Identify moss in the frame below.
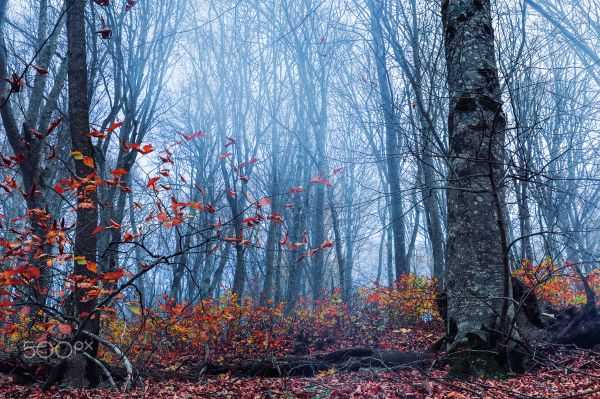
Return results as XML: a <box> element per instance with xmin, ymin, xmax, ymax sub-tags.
<box><xmin>447</xmin><ymin>350</ymin><xmax>507</xmax><ymax>379</ymax></box>
<box><xmin>444</xmin><ymin>332</ymin><xmax>509</xmax><ymax>379</ymax></box>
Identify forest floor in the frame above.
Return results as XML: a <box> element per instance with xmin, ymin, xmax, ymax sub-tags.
<box><xmin>1</xmin><ymin>319</ymin><xmax>599</xmax><ymax>398</ymax></box>
<box><xmin>2</xmin><ymin>272</ymin><xmax>600</xmax><ymax>398</ymax></box>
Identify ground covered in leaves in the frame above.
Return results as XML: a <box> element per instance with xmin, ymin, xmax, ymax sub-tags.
<box><xmin>3</xmin><ymin>268</ymin><xmax>600</xmax><ymax>398</ymax></box>
<box><xmin>2</xmin><ymin>348</ymin><xmax>600</xmax><ymax>398</ymax></box>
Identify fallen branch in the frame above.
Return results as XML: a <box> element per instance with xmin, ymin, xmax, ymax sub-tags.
<box><xmin>80</xmin><ymin>330</ymin><xmax>133</xmax><ymax>391</ymax></box>
<box><xmin>203</xmin><ymin>348</ymin><xmax>426</xmax><ymax>377</ymax></box>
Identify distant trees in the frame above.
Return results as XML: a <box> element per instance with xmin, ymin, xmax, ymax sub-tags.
<box><xmin>0</xmin><ymin>0</ymin><xmax>65</xmax><ymax>308</ymax></box>
<box><xmin>0</xmin><ymin>0</ymin><xmax>599</xmax><ymax>384</ymax></box>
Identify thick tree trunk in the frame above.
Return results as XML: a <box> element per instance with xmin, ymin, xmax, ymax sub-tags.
<box><xmin>170</xmin><ymin>230</ymin><xmax>192</xmax><ymax>302</ymax></box>
<box><xmin>231</xmin><ymin>220</ymin><xmax>246</xmax><ymax>299</ymax></box>
<box><xmin>386</xmin><ymin>219</ymin><xmax>394</xmax><ymax>286</ymax></box>
<box><xmin>343</xmin><ymin>183</ymin><xmax>354</xmax><ymax>299</ymax></box>
<box><xmin>442</xmin><ymin>0</ymin><xmax>512</xmax><ymax>350</ymax></box>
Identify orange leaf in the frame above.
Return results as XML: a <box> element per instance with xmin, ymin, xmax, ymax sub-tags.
<box><xmin>87</xmin><ymin>130</ymin><xmax>108</xmax><ymax>139</ymax></box>
<box><xmin>86</xmin><ymin>261</ymin><xmax>97</xmax><ymax>273</ymax></box>
<box><xmin>110</xmin><ymin>168</ymin><xmax>128</xmax><ymax>177</ymax></box>
<box><xmin>103</xmin><ymin>269</ymin><xmax>126</xmax><ymax>282</ymax></box>
<box><xmin>137</xmin><ymin>144</ymin><xmax>154</xmax><ymax>155</ymax></box>
<box><xmin>83</xmin><ymin>156</ymin><xmax>95</xmax><ymax>168</ymax></box>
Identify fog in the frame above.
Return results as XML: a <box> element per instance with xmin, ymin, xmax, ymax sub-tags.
<box><xmin>1</xmin><ymin>0</ymin><xmax>600</xmax><ymax>306</ymax></box>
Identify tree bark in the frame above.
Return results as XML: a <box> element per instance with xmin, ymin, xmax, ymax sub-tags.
<box><xmin>442</xmin><ymin>0</ymin><xmax>512</xmax><ymax>348</ymax></box>
<box><xmin>64</xmin><ymin>0</ymin><xmax>100</xmax><ymax>387</ymax></box>
<box><xmin>328</xmin><ymin>187</ymin><xmax>346</xmax><ymax>300</ymax></box>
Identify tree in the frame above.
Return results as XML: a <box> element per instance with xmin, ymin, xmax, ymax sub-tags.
<box><xmin>62</xmin><ymin>0</ymin><xmax>100</xmax><ymax>387</ymax></box>
<box><xmin>0</xmin><ymin>0</ymin><xmax>66</xmax><ymax>310</ymax></box>
<box><xmin>367</xmin><ymin>0</ymin><xmax>408</xmax><ymax>280</ymax></box>
<box><xmin>442</xmin><ymin>0</ymin><xmax>515</xmax><ymax>372</ymax></box>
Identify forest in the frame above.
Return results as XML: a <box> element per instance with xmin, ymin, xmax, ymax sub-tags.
<box><xmin>0</xmin><ymin>0</ymin><xmax>600</xmax><ymax>397</ymax></box>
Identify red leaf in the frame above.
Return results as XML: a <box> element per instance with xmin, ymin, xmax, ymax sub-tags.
<box><xmin>194</xmin><ymin>184</ymin><xmax>207</xmax><ymax>195</ymax></box>
<box><xmin>279</xmin><ymin>231</ymin><xmax>289</xmax><ymax>245</ymax></box>
<box><xmin>96</xmin><ymin>16</ymin><xmax>112</xmax><ymax>39</ymax></box>
<box><xmin>125</xmin><ymin>0</ymin><xmax>137</xmax><ymax>11</ymax></box>
<box><xmin>147</xmin><ymin>177</ymin><xmax>160</xmax><ymax>188</ymax></box>
<box><xmin>181</xmin><ymin>131</ymin><xmax>205</xmax><ymax>141</ymax></box>
<box><xmin>288</xmin><ymin>186</ymin><xmax>305</xmax><ymax>194</ymax></box>
<box><xmin>310</xmin><ymin>177</ymin><xmax>332</xmax><ymax>187</ymax></box>
<box><xmin>239</xmin><ymin>158</ymin><xmax>257</xmax><ymax>169</ymax></box>
<box><xmin>47</xmin><ymin>117</ymin><xmax>62</xmax><ymax>135</ymax></box>
<box><xmin>32</xmin><ymin>65</ymin><xmax>48</xmax><ymax>75</ymax></box>
<box><xmin>256</xmin><ymin>197</ymin><xmax>270</xmax><ymax>208</ymax></box>
<box><xmin>53</xmin><ymin>184</ymin><xmax>66</xmax><ymax>195</ymax></box>
<box><xmin>57</xmin><ymin>323</ymin><xmax>72</xmax><ymax>335</ymax></box>
<box><xmin>106</xmin><ymin>121</ymin><xmax>123</xmax><ymax>133</ymax></box>
<box><xmin>225</xmin><ymin>137</ymin><xmax>237</xmax><ymax>148</ymax></box>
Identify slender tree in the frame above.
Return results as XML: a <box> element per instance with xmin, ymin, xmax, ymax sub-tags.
<box><xmin>63</xmin><ymin>0</ymin><xmax>100</xmax><ymax>387</ymax></box>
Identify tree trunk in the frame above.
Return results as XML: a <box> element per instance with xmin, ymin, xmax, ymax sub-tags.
<box><xmin>0</xmin><ymin>0</ymin><xmax>60</xmax><ymax>310</ymax></box>
<box><xmin>261</xmin><ymin>119</ymin><xmax>280</xmax><ymax>305</ymax></box>
<box><xmin>516</xmin><ymin>179</ymin><xmax>533</xmax><ymax>261</ymax></box>
<box><xmin>64</xmin><ymin>0</ymin><xmax>100</xmax><ymax>387</ymax></box>
<box><xmin>442</xmin><ymin>0</ymin><xmax>512</xmax><ymax>353</ymax></box>
<box><xmin>328</xmin><ymin>188</ymin><xmax>346</xmax><ymax>300</ymax></box>
<box><xmin>369</xmin><ymin>2</ymin><xmax>408</xmax><ymax>280</ymax></box>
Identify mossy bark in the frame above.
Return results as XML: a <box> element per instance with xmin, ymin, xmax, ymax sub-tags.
<box><xmin>442</xmin><ymin>0</ymin><xmax>518</xmax><ymax>370</ymax></box>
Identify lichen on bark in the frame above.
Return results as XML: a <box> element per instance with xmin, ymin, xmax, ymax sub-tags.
<box><xmin>442</xmin><ymin>0</ymin><xmax>516</xmax><ymax>360</ymax></box>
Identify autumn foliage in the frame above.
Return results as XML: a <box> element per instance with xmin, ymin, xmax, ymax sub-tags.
<box><xmin>514</xmin><ymin>258</ymin><xmax>599</xmax><ymax>308</ymax></box>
